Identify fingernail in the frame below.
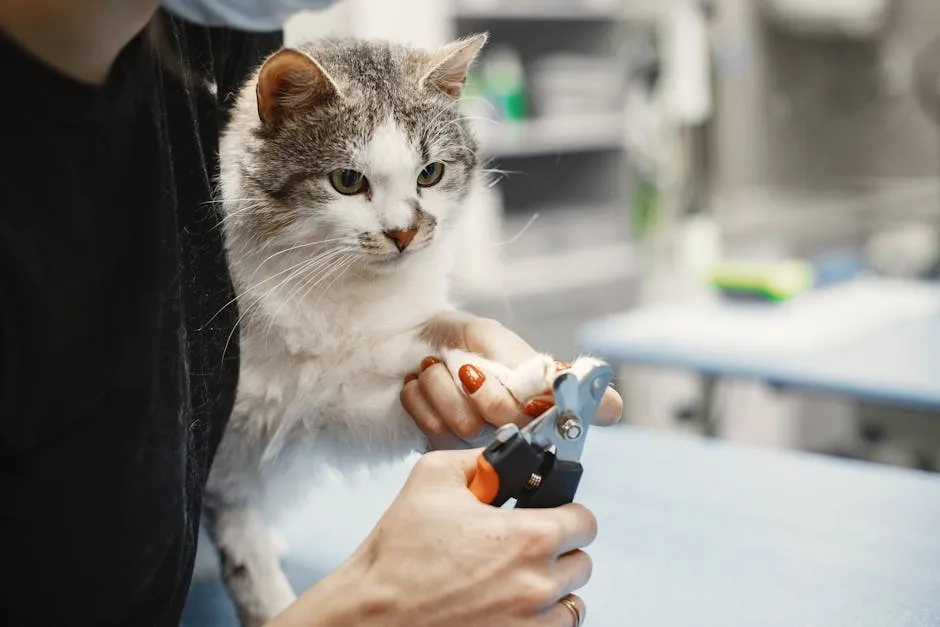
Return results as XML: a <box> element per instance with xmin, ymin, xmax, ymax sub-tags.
<box><xmin>555</xmin><ymin>360</ymin><xmax>572</xmax><ymax>371</ymax></box>
<box><xmin>523</xmin><ymin>399</ymin><xmax>554</xmax><ymax>417</ymax></box>
<box><xmin>421</xmin><ymin>357</ymin><xmax>440</xmax><ymax>371</ymax></box>
<box><xmin>458</xmin><ymin>364</ymin><xmax>485</xmax><ymax>393</ymax></box>
<box><xmin>404</xmin><ymin>373</ymin><xmax>418</xmax><ymax>384</ymax></box>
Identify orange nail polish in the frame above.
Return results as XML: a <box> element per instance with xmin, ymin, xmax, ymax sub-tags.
<box><xmin>458</xmin><ymin>364</ymin><xmax>485</xmax><ymax>394</ymax></box>
<box><xmin>555</xmin><ymin>360</ymin><xmax>572</xmax><ymax>371</ymax></box>
<box><xmin>523</xmin><ymin>399</ymin><xmax>554</xmax><ymax>417</ymax></box>
<box><xmin>404</xmin><ymin>373</ymin><xmax>418</xmax><ymax>384</ymax></box>
<box><xmin>421</xmin><ymin>357</ymin><xmax>440</xmax><ymax>371</ymax></box>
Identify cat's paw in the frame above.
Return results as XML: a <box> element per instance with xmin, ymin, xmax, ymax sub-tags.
<box><xmin>438</xmin><ymin>349</ymin><xmax>607</xmax><ymax>411</ymax></box>
<box><xmin>440</xmin><ymin>348</ymin><xmax>557</xmax><ymax>405</ymax></box>
<box><xmin>440</xmin><ymin>348</ymin><xmax>513</xmax><ymax>388</ymax></box>
<box><xmin>565</xmin><ymin>355</ymin><xmax>609</xmax><ymax>378</ymax></box>
<box><xmin>504</xmin><ymin>354</ymin><xmax>607</xmax><ymax>404</ymax></box>
<box><xmin>501</xmin><ymin>353</ymin><xmax>557</xmax><ymax>404</ymax></box>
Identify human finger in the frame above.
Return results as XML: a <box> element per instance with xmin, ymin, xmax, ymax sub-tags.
<box><xmin>409</xmin><ymin>448</ymin><xmax>486</xmax><ymax>488</ymax></box>
<box><xmin>400</xmin><ymin>373</ymin><xmax>449</xmax><ymax>440</ymax></box>
<box><xmin>523</xmin><ymin>503</ymin><xmax>598</xmax><ymax>556</ymax></box>
<box><xmin>418</xmin><ymin>357</ymin><xmax>487</xmax><ymax>440</ymax></box>
<box><xmin>457</xmin><ymin>363</ymin><xmax>527</xmax><ymax>427</ymax></box>
<box><xmin>595</xmin><ymin>386</ymin><xmax>624</xmax><ymax>426</ymax></box>
<box><xmin>553</xmin><ymin>550</ymin><xmax>593</xmax><ymax>597</ymax></box>
<box><xmin>542</xmin><ymin>594</ymin><xmax>586</xmax><ymax>627</ymax></box>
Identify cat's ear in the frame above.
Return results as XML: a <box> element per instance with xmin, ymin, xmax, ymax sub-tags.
<box><xmin>420</xmin><ymin>33</ymin><xmax>488</xmax><ymax>98</ymax></box>
<box><xmin>256</xmin><ymin>48</ymin><xmax>341</xmax><ymax>126</ymax></box>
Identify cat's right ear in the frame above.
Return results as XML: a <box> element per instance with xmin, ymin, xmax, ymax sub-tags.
<box><xmin>256</xmin><ymin>49</ymin><xmax>340</xmax><ymax>126</ymax></box>
<box><xmin>420</xmin><ymin>33</ymin><xmax>488</xmax><ymax>98</ymax></box>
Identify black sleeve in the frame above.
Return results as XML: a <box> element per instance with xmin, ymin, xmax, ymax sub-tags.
<box><xmin>0</xmin><ymin>15</ymin><xmax>281</xmax><ymax>624</ymax></box>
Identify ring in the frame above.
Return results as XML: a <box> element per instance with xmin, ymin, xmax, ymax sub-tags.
<box><xmin>560</xmin><ymin>597</ymin><xmax>582</xmax><ymax>627</ymax></box>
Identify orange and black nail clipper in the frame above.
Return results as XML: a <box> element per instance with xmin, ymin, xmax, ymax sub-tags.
<box><xmin>469</xmin><ymin>361</ymin><xmax>614</xmax><ymax>508</ymax></box>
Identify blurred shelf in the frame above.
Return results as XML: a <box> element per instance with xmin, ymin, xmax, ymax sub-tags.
<box><xmin>454</xmin><ymin>1</ymin><xmax>661</xmax><ymax>22</ymax></box>
<box><xmin>477</xmin><ymin>203</ymin><xmax>634</xmax><ymax>298</ymax></box>
<box><xmin>475</xmin><ymin>113</ymin><xmax>626</xmax><ymax>158</ymax></box>
<box><xmin>496</xmin><ymin>241</ymin><xmax>637</xmax><ymax>298</ymax></box>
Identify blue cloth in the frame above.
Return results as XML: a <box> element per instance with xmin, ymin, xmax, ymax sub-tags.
<box><xmin>161</xmin><ymin>0</ymin><xmax>338</xmax><ymax>31</ymax></box>
<box><xmin>184</xmin><ymin>428</ymin><xmax>940</xmax><ymax>626</ymax></box>
<box><xmin>579</xmin><ymin>279</ymin><xmax>940</xmax><ymax>411</ymax></box>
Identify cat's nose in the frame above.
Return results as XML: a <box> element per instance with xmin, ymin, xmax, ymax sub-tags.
<box><xmin>384</xmin><ymin>229</ymin><xmax>417</xmax><ymax>252</ymax></box>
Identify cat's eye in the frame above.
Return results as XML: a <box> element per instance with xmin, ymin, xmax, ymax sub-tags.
<box><xmin>329</xmin><ymin>169</ymin><xmax>369</xmax><ymax>195</ymax></box>
<box><xmin>417</xmin><ymin>162</ymin><xmax>445</xmax><ymax>188</ymax></box>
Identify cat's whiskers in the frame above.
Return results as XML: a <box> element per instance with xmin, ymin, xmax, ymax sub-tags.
<box><xmin>298</xmin><ymin>252</ymin><xmax>360</xmax><ymax>307</ymax></box>
<box><xmin>244</xmin><ymin>236</ymin><xmax>358</xmax><ymax>284</ymax></box>
<box><xmin>260</xmin><ymin>251</ymin><xmax>361</xmax><ymax>338</ymax></box>
<box><xmin>313</xmin><ymin>253</ymin><xmax>361</xmax><ymax>306</ymax></box>
<box><xmin>202</xmin><ymin>245</ymin><xmax>347</xmax><ymax>330</ymax></box>
<box><xmin>273</xmin><ymin>248</ymin><xmax>357</xmax><ymax>317</ymax></box>
<box><xmin>218</xmin><ymin>247</ymin><xmax>354</xmax><ymax>361</ymax></box>
<box><xmin>482</xmin><ymin>167</ymin><xmax>522</xmax><ymax>176</ymax></box>
<box><xmin>496</xmin><ymin>212</ymin><xmax>540</xmax><ymax>246</ymax></box>
<box><xmin>482</xmin><ymin>167</ymin><xmax>524</xmax><ymax>188</ymax></box>
<box><xmin>220</xmin><ymin>256</ymin><xmax>322</xmax><ymax>357</ymax></box>
<box><xmin>250</xmin><ymin>246</ymin><xmax>356</xmax><ymax>313</ymax></box>
<box><xmin>456</xmin><ymin>114</ymin><xmax>500</xmax><ymax>126</ymax></box>
<box><xmin>298</xmin><ymin>251</ymin><xmax>358</xmax><ymax>301</ymax></box>
<box><xmin>203</xmin><ymin>197</ymin><xmax>269</xmax><ymax>205</ymax></box>
<box><xmin>248</xmin><ymin>246</ymin><xmax>352</xmax><ymax>296</ymax></box>
<box><xmin>221</xmin><ymin>202</ymin><xmax>267</xmax><ymax>215</ymax></box>
<box><xmin>211</xmin><ymin>202</ymin><xmax>271</xmax><ymax>231</ymax></box>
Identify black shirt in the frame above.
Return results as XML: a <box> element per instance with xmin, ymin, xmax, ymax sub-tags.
<box><xmin>0</xmin><ymin>11</ymin><xmax>280</xmax><ymax>625</ymax></box>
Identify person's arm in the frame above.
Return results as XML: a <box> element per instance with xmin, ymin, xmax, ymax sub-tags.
<box><xmin>0</xmin><ymin>0</ymin><xmax>157</xmax><ymax>85</ymax></box>
<box><xmin>268</xmin><ymin>449</ymin><xmax>593</xmax><ymax>627</ymax></box>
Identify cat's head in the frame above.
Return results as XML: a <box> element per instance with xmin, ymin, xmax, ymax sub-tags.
<box><xmin>221</xmin><ymin>34</ymin><xmax>487</xmax><ymax>275</ymax></box>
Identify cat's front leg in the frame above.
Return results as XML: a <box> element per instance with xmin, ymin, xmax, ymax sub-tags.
<box><xmin>203</xmin><ymin>497</ymin><xmax>297</xmax><ymax>627</ymax></box>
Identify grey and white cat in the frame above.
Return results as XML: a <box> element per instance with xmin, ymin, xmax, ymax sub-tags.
<box><xmin>208</xmin><ymin>34</ymin><xmax>599</xmax><ymax>625</ymax></box>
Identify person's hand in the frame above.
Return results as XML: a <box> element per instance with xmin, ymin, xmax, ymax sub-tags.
<box><xmin>268</xmin><ymin>449</ymin><xmax>595</xmax><ymax>627</ymax></box>
<box><xmin>402</xmin><ymin>311</ymin><xmax>623</xmax><ymax>448</ymax></box>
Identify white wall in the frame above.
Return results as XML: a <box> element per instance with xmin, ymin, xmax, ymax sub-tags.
<box><xmin>710</xmin><ymin>0</ymin><xmax>940</xmax><ymax>193</ymax></box>
<box><xmin>285</xmin><ymin>0</ymin><xmax>454</xmax><ymax>48</ymax></box>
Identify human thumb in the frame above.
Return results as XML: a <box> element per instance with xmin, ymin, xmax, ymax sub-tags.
<box><xmin>411</xmin><ymin>448</ymin><xmax>485</xmax><ymax>488</ymax></box>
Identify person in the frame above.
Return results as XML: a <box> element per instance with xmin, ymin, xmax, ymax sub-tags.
<box><xmin>0</xmin><ymin>1</ymin><xmax>623</xmax><ymax>625</ymax></box>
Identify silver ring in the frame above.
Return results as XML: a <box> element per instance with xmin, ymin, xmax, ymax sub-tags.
<box><xmin>560</xmin><ymin>597</ymin><xmax>582</xmax><ymax>627</ymax></box>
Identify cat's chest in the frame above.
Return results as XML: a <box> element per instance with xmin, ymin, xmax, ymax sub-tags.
<box><xmin>237</xmin><ymin>328</ymin><xmax>431</xmax><ymax>409</ymax></box>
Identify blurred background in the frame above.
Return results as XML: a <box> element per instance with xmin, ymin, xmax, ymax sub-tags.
<box><xmin>181</xmin><ymin>1</ymin><xmax>940</xmax><ymax>622</ymax></box>
<box><xmin>283</xmin><ymin>0</ymin><xmax>940</xmax><ymax>472</ymax></box>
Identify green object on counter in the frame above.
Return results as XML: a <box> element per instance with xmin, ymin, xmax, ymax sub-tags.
<box><xmin>708</xmin><ymin>259</ymin><xmax>815</xmax><ymax>302</ymax></box>
<box><xmin>630</xmin><ymin>172</ymin><xmax>660</xmax><ymax>239</ymax></box>
<box><xmin>479</xmin><ymin>46</ymin><xmax>528</xmax><ymax>121</ymax></box>
<box><xmin>462</xmin><ymin>66</ymin><xmax>527</xmax><ymax>122</ymax></box>
<box><xmin>500</xmin><ymin>87</ymin><xmax>527</xmax><ymax>121</ymax></box>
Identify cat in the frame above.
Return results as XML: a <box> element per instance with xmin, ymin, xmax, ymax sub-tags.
<box><xmin>206</xmin><ymin>33</ymin><xmax>598</xmax><ymax>626</ymax></box>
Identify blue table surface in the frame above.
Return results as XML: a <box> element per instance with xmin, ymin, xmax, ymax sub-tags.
<box><xmin>579</xmin><ymin>310</ymin><xmax>940</xmax><ymax>412</ymax></box>
<box><xmin>184</xmin><ymin>427</ymin><xmax>940</xmax><ymax>627</ymax></box>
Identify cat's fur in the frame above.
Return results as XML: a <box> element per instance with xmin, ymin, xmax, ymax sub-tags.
<box><xmin>207</xmin><ymin>34</ymin><xmax>584</xmax><ymax>625</ymax></box>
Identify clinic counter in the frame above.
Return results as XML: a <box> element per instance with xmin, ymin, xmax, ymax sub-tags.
<box><xmin>184</xmin><ymin>427</ymin><xmax>940</xmax><ymax>626</ymax></box>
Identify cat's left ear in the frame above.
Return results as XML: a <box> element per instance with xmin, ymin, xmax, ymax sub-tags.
<box><xmin>256</xmin><ymin>48</ymin><xmax>341</xmax><ymax>126</ymax></box>
<box><xmin>420</xmin><ymin>33</ymin><xmax>488</xmax><ymax>98</ymax></box>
